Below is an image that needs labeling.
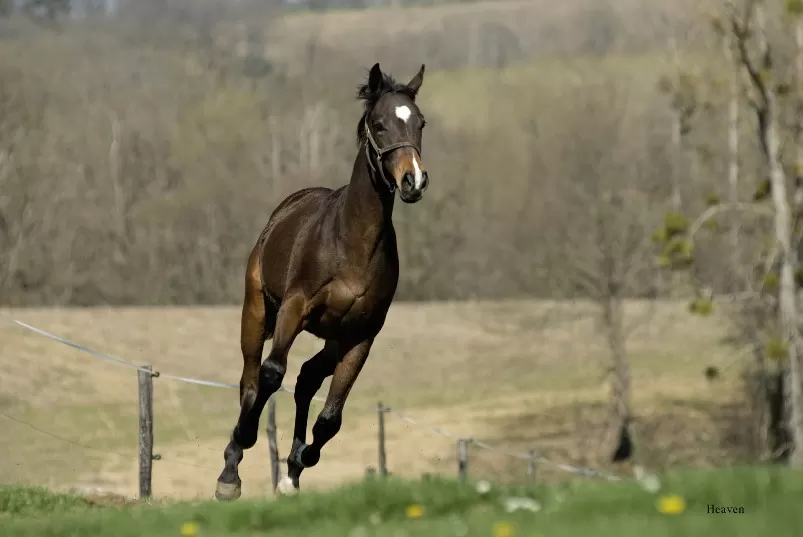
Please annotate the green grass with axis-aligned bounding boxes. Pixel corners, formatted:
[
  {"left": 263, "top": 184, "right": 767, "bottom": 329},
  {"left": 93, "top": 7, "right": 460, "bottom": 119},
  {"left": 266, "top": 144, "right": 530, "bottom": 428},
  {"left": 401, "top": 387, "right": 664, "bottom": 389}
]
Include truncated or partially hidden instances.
[{"left": 1, "top": 467, "right": 800, "bottom": 537}]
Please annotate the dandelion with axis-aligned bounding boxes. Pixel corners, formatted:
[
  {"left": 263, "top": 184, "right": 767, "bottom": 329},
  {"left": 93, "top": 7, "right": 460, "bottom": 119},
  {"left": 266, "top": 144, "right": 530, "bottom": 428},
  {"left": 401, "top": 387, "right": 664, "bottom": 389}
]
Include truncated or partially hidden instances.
[
  {"left": 405, "top": 504, "right": 425, "bottom": 519},
  {"left": 179, "top": 522, "right": 199, "bottom": 537},
  {"left": 492, "top": 521, "right": 515, "bottom": 537},
  {"left": 633, "top": 465, "right": 662, "bottom": 493},
  {"left": 639, "top": 474, "right": 662, "bottom": 493},
  {"left": 503, "top": 496, "right": 541, "bottom": 513},
  {"left": 657, "top": 494, "right": 686, "bottom": 515},
  {"left": 475, "top": 480, "right": 492, "bottom": 495}
]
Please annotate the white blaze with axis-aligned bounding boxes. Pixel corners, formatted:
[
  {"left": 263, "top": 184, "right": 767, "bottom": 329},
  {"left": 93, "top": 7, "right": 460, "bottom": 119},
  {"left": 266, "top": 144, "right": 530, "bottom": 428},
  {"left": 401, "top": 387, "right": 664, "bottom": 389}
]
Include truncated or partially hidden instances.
[
  {"left": 412, "top": 155, "right": 424, "bottom": 189},
  {"left": 395, "top": 105, "right": 412, "bottom": 122}
]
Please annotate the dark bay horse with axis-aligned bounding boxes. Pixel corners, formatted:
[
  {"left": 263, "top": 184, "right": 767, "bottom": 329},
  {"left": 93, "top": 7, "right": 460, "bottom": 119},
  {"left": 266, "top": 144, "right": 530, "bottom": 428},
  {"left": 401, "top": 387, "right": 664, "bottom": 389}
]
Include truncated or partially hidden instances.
[{"left": 215, "top": 63, "right": 430, "bottom": 501}]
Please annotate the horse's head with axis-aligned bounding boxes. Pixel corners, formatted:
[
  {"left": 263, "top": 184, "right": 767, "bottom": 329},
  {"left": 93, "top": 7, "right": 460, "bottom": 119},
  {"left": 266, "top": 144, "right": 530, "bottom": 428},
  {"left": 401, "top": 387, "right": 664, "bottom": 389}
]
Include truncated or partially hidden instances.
[{"left": 357, "top": 63, "right": 428, "bottom": 204}]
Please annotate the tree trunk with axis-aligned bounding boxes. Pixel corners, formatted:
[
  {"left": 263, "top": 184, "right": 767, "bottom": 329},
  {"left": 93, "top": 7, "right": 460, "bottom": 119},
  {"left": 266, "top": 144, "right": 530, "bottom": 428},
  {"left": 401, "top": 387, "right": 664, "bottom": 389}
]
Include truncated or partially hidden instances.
[
  {"left": 724, "top": 30, "right": 741, "bottom": 291},
  {"left": 755, "top": 5, "right": 803, "bottom": 467},
  {"left": 604, "top": 295, "right": 630, "bottom": 425}
]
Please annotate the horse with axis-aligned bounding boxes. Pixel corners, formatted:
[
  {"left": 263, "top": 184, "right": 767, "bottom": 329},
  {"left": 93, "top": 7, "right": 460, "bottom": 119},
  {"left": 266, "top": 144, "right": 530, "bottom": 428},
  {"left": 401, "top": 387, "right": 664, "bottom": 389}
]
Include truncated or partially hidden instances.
[{"left": 215, "top": 62, "right": 430, "bottom": 501}]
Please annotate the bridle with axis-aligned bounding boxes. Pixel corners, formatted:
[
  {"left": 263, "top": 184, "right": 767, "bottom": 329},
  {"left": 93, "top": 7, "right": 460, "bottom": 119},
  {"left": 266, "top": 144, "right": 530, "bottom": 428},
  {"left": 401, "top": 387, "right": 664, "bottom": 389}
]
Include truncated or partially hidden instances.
[{"left": 363, "top": 118, "right": 421, "bottom": 194}]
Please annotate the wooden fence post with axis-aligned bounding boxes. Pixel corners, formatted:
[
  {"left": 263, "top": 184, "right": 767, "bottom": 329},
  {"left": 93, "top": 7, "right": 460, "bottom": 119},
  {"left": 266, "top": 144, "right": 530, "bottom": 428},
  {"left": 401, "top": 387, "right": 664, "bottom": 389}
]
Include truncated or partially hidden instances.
[
  {"left": 377, "top": 401, "right": 388, "bottom": 477},
  {"left": 137, "top": 365, "right": 154, "bottom": 499},
  {"left": 457, "top": 438, "right": 470, "bottom": 482},
  {"left": 527, "top": 449, "right": 537, "bottom": 483},
  {"left": 267, "top": 394, "right": 280, "bottom": 492}
]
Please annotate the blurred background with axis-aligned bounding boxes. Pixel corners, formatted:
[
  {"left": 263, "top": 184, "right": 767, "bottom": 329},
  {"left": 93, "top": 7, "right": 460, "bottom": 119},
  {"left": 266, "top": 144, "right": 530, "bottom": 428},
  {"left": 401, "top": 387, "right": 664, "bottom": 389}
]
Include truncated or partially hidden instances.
[{"left": 0, "top": 0, "right": 801, "bottom": 502}]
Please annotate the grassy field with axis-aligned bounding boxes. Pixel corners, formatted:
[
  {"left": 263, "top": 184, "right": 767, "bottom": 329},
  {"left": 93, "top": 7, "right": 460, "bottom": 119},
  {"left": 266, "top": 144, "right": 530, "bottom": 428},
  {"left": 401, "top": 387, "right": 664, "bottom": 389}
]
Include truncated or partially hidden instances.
[
  {"left": 2, "top": 467, "right": 800, "bottom": 537},
  {"left": 0, "top": 299, "right": 753, "bottom": 500}
]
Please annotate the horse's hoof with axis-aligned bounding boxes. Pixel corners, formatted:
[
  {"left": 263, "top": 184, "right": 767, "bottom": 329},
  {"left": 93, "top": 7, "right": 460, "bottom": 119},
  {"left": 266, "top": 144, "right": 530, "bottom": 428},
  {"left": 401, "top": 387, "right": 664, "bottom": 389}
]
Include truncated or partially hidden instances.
[
  {"left": 215, "top": 481, "right": 242, "bottom": 501},
  {"left": 275, "top": 476, "right": 299, "bottom": 497}
]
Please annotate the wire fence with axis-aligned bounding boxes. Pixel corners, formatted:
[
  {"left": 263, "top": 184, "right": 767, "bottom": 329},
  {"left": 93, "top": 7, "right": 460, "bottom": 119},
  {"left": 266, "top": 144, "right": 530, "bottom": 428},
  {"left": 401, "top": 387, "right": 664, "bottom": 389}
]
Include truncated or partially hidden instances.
[{"left": 0, "top": 310, "right": 620, "bottom": 499}]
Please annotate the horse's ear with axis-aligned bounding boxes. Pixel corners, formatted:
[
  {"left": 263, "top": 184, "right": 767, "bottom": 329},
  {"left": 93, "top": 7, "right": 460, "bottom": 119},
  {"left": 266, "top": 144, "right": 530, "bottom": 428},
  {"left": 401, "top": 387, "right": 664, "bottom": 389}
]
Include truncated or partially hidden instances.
[
  {"left": 407, "top": 64, "right": 425, "bottom": 96},
  {"left": 368, "top": 63, "right": 383, "bottom": 93}
]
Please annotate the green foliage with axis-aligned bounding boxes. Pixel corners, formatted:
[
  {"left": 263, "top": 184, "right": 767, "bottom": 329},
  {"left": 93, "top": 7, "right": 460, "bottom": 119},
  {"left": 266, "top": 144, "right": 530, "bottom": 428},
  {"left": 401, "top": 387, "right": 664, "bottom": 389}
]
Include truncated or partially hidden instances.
[
  {"left": 664, "top": 211, "right": 691, "bottom": 237},
  {"left": 688, "top": 297, "right": 714, "bottom": 316},
  {"left": 795, "top": 269, "right": 803, "bottom": 287},
  {"left": 753, "top": 178, "right": 771, "bottom": 202},
  {"left": 765, "top": 338, "right": 788, "bottom": 361},
  {"left": 705, "top": 193, "right": 720, "bottom": 207},
  {"left": 664, "top": 236, "right": 692, "bottom": 257},
  {"left": 661, "top": 236, "right": 694, "bottom": 270},
  {"left": 788, "top": 0, "right": 803, "bottom": 15},
  {"left": 0, "top": 486, "right": 91, "bottom": 517},
  {"left": 763, "top": 271, "right": 780, "bottom": 293},
  {"left": 653, "top": 213, "right": 694, "bottom": 271},
  {"left": 651, "top": 228, "right": 668, "bottom": 244},
  {"left": 702, "top": 219, "right": 719, "bottom": 231}
]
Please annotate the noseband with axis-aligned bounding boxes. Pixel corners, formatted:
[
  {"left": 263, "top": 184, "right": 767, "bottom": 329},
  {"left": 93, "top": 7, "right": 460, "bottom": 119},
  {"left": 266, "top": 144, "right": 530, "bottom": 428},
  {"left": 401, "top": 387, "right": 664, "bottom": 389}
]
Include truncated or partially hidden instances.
[{"left": 363, "top": 119, "right": 421, "bottom": 194}]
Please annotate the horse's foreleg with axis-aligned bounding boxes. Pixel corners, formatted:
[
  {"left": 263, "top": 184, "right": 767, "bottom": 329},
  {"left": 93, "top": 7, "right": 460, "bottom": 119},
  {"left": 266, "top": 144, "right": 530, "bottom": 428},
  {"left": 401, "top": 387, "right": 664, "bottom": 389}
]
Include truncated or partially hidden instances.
[
  {"left": 280, "top": 338, "right": 373, "bottom": 495},
  {"left": 279, "top": 341, "right": 339, "bottom": 494},
  {"left": 216, "top": 292, "right": 305, "bottom": 501}
]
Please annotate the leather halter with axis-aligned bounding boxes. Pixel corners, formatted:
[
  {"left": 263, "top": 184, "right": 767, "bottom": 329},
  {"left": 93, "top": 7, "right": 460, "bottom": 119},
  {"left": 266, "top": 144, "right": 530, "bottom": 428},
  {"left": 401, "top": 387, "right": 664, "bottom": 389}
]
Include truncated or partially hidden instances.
[{"left": 363, "top": 119, "right": 421, "bottom": 194}]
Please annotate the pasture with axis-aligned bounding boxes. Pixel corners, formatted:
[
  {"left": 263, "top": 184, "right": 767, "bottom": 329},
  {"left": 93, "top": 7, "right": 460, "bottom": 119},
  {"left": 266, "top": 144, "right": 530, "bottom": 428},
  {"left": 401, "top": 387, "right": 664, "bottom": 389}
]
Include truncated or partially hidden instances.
[
  {"left": 1, "top": 299, "right": 748, "bottom": 499},
  {"left": 2, "top": 467, "right": 800, "bottom": 536}
]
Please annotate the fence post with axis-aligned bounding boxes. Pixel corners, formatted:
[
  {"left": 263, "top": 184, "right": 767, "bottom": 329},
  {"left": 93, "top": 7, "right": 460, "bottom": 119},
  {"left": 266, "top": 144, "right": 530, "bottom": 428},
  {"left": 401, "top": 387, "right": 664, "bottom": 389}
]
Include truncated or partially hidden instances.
[
  {"left": 527, "top": 449, "right": 537, "bottom": 483},
  {"left": 267, "top": 394, "right": 280, "bottom": 492},
  {"left": 457, "top": 438, "right": 470, "bottom": 482},
  {"left": 137, "top": 365, "right": 154, "bottom": 499},
  {"left": 377, "top": 401, "right": 388, "bottom": 477}
]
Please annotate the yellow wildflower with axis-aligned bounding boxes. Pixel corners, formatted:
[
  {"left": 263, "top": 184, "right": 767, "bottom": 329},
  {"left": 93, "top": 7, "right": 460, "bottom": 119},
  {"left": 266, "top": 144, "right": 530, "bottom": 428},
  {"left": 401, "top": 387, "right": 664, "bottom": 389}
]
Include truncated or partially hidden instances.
[
  {"left": 180, "top": 522, "right": 199, "bottom": 536},
  {"left": 657, "top": 494, "right": 686, "bottom": 515},
  {"left": 405, "top": 504, "right": 424, "bottom": 519},
  {"left": 492, "top": 521, "right": 515, "bottom": 537}
]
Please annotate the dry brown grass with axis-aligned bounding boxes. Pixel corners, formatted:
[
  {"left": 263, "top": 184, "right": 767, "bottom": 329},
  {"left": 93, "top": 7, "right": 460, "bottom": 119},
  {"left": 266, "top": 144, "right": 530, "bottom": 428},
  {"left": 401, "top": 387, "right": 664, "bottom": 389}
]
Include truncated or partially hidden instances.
[{"left": 0, "top": 299, "right": 750, "bottom": 499}]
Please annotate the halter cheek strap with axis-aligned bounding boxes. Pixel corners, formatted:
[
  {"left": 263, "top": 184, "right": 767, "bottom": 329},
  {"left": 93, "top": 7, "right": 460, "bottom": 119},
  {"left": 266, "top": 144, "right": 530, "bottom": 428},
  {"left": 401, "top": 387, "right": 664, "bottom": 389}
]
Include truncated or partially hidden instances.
[{"left": 363, "top": 120, "right": 421, "bottom": 194}]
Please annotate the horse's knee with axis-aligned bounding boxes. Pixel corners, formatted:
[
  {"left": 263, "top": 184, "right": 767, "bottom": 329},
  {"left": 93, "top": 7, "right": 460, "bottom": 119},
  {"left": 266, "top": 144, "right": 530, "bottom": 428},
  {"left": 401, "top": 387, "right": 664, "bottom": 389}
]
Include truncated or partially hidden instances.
[{"left": 260, "top": 359, "right": 286, "bottom": 393}]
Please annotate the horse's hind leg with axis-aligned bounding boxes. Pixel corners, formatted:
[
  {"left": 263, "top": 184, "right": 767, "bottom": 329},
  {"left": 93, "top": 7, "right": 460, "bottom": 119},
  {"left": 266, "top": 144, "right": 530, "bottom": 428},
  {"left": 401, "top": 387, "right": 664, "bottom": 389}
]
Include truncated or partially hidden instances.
[
  {"left": 216, "top": 291, "right": 305, "bottom": 501},
  {"left": 282, "top": 338, "right": 372, "bottom": 494},
  {"left": 276, "top": 340, "right": 339, "bottom": 494}
]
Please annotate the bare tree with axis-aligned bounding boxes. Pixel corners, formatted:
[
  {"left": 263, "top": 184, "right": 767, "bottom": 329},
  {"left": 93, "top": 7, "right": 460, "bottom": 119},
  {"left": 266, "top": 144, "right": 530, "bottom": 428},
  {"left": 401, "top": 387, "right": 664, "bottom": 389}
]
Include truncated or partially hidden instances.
[{"left": 544, "top": 81, "right": 659, "bottom": 461}]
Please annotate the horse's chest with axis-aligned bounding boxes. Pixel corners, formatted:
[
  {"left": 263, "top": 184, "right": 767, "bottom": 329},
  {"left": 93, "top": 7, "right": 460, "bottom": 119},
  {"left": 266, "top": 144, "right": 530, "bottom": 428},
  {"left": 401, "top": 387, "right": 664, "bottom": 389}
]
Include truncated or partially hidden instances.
[{"left": 307, "top": 273, "right": 395, "bottom": 338}]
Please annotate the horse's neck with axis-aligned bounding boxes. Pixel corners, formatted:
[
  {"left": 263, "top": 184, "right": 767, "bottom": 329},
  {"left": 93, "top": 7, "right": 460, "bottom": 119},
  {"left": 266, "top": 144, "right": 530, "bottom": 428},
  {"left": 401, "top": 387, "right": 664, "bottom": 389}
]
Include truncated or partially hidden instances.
[{"left": 342, "top": 145, "right": 395, "bottom": 253}]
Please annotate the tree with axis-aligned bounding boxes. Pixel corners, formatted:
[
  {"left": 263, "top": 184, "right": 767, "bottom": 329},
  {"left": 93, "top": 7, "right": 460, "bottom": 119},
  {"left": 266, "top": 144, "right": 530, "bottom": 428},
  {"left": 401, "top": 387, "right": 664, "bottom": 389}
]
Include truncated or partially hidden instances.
[
  {"left": 654, "top": 0, "right": 803, "bottom": 465},
  {"left": 545, "top": 80, "right": 660, "bottom": 462}
]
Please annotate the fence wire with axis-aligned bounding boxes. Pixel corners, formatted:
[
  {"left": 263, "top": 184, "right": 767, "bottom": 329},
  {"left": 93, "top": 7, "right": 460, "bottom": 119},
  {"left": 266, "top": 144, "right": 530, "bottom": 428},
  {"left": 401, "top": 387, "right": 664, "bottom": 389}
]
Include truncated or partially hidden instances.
[{"left": 0, "top": 311, "right": 618, "bottom": 483}]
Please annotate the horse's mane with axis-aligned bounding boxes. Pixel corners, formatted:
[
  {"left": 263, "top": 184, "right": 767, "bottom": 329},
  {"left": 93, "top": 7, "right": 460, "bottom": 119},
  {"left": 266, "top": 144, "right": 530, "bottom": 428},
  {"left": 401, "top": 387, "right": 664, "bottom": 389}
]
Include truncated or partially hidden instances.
[{"left": 355, "top": 69, "right": 416, "bottom": 146}]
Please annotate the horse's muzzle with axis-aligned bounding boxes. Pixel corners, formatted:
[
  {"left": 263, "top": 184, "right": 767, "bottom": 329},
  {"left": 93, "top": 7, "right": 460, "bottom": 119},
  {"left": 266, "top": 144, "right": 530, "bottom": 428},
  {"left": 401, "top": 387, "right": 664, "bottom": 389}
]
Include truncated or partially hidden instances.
[{"left": 399, "top": 171, "right": 428, "bottom": 203}]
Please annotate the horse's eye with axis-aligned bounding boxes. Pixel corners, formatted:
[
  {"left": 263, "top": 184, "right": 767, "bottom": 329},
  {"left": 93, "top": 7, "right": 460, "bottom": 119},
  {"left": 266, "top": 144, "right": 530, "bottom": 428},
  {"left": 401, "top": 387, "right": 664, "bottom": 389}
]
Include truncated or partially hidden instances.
[{"left": 373, "top": 122, "right": 386, "bottom": 133}]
